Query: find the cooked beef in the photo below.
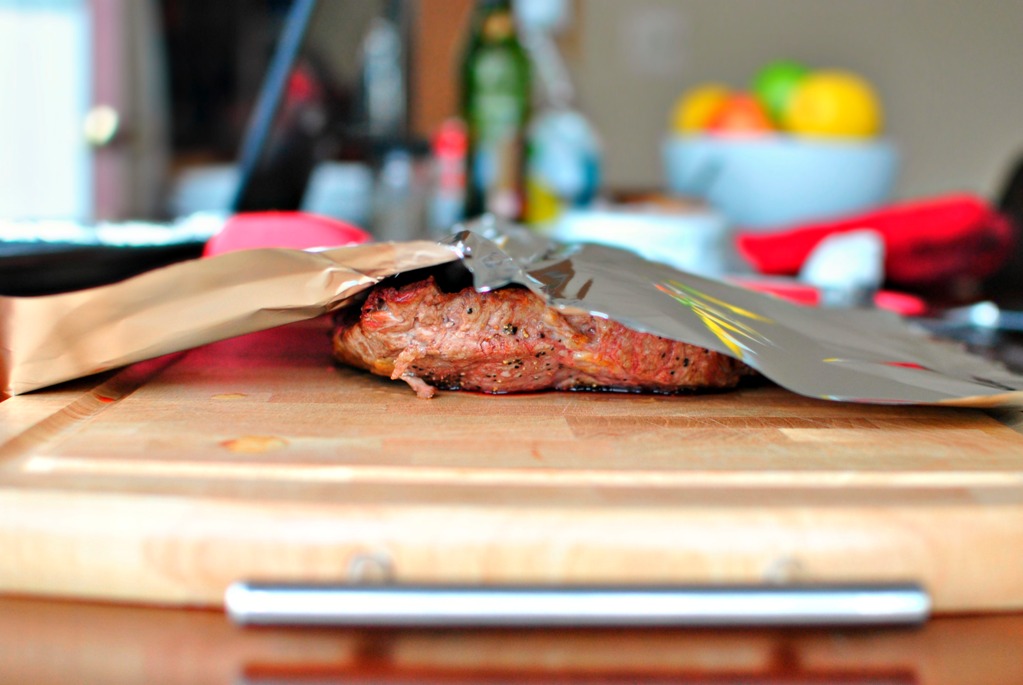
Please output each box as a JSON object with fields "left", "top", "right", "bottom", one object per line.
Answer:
{"left": 332, "top": 275, "right": 751, "bottom": 398}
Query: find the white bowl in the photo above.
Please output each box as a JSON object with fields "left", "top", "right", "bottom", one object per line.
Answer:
{"left": 663, "top": 134, "right": 899, "bottom": 231}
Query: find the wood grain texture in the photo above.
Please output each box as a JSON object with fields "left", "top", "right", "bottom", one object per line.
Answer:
{"left": 2, "top": 317, "right": 1023, "bottom": 610}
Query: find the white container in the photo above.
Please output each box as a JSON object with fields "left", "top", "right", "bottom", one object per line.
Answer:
{"left": 551, "top": 205, "right": 735, "bottom": 277}
{"left": 663, "top": 134, "right": 899, "bottom": 231}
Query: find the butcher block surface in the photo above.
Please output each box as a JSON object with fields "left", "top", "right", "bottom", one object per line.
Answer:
{"left": 3, "top": 317, "right": 1023, "bottom": 612}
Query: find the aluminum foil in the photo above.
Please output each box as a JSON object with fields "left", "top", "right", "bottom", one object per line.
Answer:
{"left": 451, "top": 224, "right": 1023, "bottom": 407}
{"left": 2, "top": 224, "right": 1022, "bottom": 406}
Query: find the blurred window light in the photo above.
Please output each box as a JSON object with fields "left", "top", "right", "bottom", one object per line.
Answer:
{"left": 0, "top": 0, "right": 92, "bottom": 220}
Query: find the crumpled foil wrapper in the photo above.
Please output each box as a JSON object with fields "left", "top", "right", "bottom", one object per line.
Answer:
{"left": 3, "top": 223, "right": 1023, "bottom": 406}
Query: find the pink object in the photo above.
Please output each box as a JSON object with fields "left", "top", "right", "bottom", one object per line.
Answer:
{"left": 203, "top": 212, "right": 371, "bottom": 257}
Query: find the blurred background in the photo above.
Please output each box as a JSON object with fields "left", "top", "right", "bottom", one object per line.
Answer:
{"left": 2, "top": 0, "right": 1023, "bottom": 302}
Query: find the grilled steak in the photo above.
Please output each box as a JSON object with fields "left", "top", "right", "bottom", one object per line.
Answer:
{"left": 332, "top": 275, "right": 751, "bottom": 398}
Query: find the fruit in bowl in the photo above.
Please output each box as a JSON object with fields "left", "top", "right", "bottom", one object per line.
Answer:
{"left": 782, "top": 70, "right": 882, "bottom": 137}
{"left": 671, "top": 83, "right": 731, "bottom": 133}
{"left": 671, "top": 63, "right": 884, "bottom": 139}
{"left": 752, "top": 59, "right": 810, "bottom": 126}
{"left": 665, "top": 62, "right": 895, "bottom": 229}
{"left": 705, "top": 94, "right": 774, "bottom": 136}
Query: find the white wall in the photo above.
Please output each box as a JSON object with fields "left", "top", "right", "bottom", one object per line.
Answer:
{"left": 575, "top": 0, "right": 1023, "bottom": 200}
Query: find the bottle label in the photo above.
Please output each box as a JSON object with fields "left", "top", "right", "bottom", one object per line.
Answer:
{"left": 471, "top": 52, "right": 528, "bottom": 137}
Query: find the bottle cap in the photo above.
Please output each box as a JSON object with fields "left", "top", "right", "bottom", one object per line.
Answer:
{"left": 434, "top": 118, "right": 468, "bottom": 157}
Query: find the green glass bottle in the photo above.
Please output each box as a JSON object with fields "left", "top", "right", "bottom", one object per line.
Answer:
{"left": 461, "top": 0, "right": 531, "bottom": 221}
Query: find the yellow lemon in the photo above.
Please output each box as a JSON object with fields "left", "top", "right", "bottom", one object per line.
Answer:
{"left": 783, "top": 70, "right": 883, "bottom": 138}
{"left": 671, "top": 83, "right": 731, "bottom": 133}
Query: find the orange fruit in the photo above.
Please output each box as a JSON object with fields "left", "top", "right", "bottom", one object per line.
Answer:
{"left": 705, "top": 93, "right": 774, "bottom": 136}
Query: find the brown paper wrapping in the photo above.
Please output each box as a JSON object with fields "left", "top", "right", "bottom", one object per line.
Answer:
{"left": 0, "top": 241, "right": 458, "bottom": 397}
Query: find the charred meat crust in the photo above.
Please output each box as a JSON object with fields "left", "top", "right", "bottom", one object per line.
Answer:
{"left": 332, "top": 275, "right": 751, "bottom": 398}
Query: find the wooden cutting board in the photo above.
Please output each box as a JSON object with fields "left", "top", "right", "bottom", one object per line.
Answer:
{"left": 3, "top": 317, "right": 1023, "bottom": 612}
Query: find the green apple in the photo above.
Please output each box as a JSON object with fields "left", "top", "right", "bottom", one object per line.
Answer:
{"left": 753, "top": 60, "right": 810, "bottom": 125}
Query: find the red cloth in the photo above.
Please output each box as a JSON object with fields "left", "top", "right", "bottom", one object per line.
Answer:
{"left": 735, "top": 194, "right": 1016, "bottom": 287}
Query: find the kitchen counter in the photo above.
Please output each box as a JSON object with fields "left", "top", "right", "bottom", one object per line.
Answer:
{"left": 1, "top": 594, "right": 1021, "bottom": 684}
